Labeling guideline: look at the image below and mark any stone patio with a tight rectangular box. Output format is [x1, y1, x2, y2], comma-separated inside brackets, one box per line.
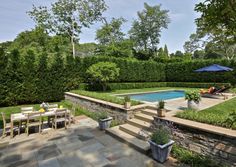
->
[0, 116, 176, 167]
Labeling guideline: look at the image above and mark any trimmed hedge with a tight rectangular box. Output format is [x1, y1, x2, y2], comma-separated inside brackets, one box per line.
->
[81, 56, 166, 82]
[165, 59, 236, 84]
[80, 82, 231, 91]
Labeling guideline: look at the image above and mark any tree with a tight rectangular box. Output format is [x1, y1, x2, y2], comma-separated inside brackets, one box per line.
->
[163, 44, 169, 58]
[195, 0, 236, 41]
[195, 0, 236, 58]
[86, 62, 120, 91]
[129, 3, 170, 55]
[28, 0, 107, 58]
[96, 17, 126, 45]
[183, 33, 205, 53]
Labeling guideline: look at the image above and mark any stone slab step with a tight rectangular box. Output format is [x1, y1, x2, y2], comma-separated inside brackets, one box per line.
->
[119, 124, 151, 140]
[127, 118, 152, 130]
[106, 126, 150, 154]
[141, 108, 157, 117]
[134, 113, 154, 123]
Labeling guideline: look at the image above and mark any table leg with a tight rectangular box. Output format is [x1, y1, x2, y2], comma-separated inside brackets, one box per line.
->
[10, 119, 13, 138]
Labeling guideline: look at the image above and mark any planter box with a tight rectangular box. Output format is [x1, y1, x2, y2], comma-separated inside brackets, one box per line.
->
[148, 140, 174, 163]
[98, 117, 112, 130]
[187, 100, 199, 110]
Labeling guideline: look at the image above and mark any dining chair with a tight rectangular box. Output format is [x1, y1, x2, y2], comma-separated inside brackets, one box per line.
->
[20, 107, 34, 132]
[48, 104, 58, 111]
[52, 109, 70, 129]
[1, 112, 19, 138]
[21, 107, 34, 113]
[26, 112, 42, 136]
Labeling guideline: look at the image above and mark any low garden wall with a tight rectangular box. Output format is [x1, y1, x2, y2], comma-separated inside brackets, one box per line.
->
[154, 117, 236, 166]
[65, 92, 147, 123]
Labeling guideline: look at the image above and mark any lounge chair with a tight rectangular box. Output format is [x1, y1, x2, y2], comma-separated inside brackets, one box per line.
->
[200, 86, 230, 99]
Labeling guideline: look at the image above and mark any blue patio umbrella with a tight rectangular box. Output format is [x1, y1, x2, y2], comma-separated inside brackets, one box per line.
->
[194, 64, 233, 72]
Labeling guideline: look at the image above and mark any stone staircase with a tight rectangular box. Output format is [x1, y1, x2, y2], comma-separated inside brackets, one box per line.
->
[106, 107, 157, 154]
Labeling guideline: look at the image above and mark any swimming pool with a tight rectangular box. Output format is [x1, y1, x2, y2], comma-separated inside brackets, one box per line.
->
[120, 90, 185, 102]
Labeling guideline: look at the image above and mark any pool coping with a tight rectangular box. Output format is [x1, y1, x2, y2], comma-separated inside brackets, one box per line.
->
[113, 89, 185, 104]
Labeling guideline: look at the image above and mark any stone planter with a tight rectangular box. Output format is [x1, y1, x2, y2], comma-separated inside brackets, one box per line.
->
[98, 117, 112, 130]
[157, 109, 166, 117]
[149, 140, 175, 163]
[187, 100, 199, 110]
[124, 102, 131, 109]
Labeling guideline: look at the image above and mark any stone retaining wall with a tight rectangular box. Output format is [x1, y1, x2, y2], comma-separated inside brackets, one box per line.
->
[65, 92, 146, 123]
[154, 117, 236, 166]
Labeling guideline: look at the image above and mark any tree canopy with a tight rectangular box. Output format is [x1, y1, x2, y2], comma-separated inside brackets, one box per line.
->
[129, 3, 170, 54]
[28, 0, 107, 57]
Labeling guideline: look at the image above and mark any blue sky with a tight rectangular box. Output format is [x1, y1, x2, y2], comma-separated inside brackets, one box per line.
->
[0, 0, 202, 53]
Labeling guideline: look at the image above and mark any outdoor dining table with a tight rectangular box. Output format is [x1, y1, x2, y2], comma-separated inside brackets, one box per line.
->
[10, 109, 71, 138]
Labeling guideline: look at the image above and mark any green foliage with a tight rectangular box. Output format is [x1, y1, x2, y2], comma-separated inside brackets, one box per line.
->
[151, 126, 170, 145]
[124, 96, 131, 102]
[95, 111, 108, 120]
[165, 59, 236, 84]
[96, 17, 126, 45]
[223, 111, 236, 129]
[28, 0, 107, 57]
[86, 62, 120, 91]
[185, 91, 201, 103]
[172, 144, 223, 167]
[71, 89, 140, 106]
[129, 3, 170, 54]
[176, 97, 236, 129]
[158, 100, 165, 109]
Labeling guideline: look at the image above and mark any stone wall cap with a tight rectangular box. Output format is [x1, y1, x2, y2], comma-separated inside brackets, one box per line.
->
[154, 116, 236, 139]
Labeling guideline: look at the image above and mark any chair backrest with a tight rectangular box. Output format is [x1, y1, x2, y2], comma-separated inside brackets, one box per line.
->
[21, 107, 34, 113]
[48, 104, 58, 111]
[54, 109, 67, 119]
[1, 112, 6, 128]
[27, 112, 42, 123]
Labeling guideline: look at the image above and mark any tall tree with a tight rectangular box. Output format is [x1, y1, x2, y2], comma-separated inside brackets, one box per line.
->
[96, 17, 126, 45]
[28, 0, 107, 58]
[163, 44, 169, 58]
[129, 3, 170, 54]
[195, 0, 236, 58]
[183, 33, 205, 53]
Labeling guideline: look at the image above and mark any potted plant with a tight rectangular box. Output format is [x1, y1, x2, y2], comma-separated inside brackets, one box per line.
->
[185, 91, 201, 110]
[148, 126, 174, 163]
[157, 100, 166, 117]
[96, 111, 112, 130]
[124, 96, 131, 109]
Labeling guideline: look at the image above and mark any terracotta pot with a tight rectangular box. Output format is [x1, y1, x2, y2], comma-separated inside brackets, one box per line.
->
[124, 102, 131, 109]
[157, 109, 166, 117]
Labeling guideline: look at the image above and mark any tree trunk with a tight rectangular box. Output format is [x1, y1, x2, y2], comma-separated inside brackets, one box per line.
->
[71, 35, 75, 58]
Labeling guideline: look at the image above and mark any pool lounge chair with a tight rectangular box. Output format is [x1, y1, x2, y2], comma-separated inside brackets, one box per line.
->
[200, 86, 230, 99]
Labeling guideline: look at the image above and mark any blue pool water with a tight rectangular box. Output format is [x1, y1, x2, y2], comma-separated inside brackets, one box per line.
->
[124, 90, 185, 102]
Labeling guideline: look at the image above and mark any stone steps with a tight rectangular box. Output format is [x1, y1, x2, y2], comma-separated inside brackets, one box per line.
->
[106, 126, 150, 154]
[134, 113, 154, 123]
[127, 118, 152, 130]
[141, 108, 157, 117]
[119, 124, 151, 140]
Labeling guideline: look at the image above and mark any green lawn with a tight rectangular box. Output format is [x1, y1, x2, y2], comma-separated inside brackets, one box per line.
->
[176, 97, 236, 129]
[71, 87, 198, 106]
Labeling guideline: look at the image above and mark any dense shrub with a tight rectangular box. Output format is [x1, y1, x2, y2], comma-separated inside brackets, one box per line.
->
[82, 56, 166, 82]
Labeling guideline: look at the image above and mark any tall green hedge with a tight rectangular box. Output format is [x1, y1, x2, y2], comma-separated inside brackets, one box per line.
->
[0, 49, 235, 107]
[82, 56, 166, 82]
[165, 60, 236, 84]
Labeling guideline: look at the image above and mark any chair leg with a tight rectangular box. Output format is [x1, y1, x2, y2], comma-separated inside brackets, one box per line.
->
[1, 128, 5, 138]
[39, 125, 41, 134]
[18, 121, 21, 136]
